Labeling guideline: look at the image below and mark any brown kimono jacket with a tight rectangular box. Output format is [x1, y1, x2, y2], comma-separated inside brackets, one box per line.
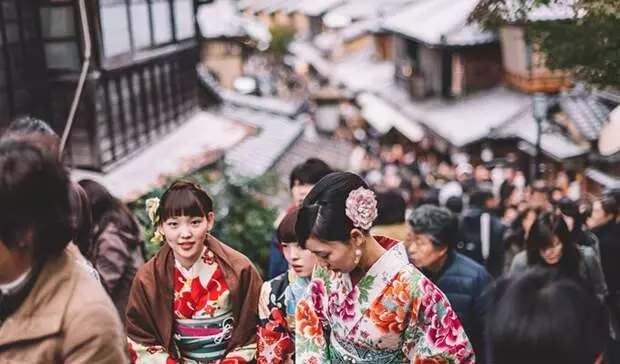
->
[125, 235, 263, 362]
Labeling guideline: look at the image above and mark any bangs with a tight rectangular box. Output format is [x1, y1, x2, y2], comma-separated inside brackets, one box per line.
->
[159, 188, 209, 221]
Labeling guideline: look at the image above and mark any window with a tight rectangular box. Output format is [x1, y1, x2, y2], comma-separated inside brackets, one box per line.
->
[174, 0, 195, 40]
[100, 0, 132, 57]
[99, 0, 195, 60]
[39, 4, 80, 70]
[130, 0, 152, 49]
[152, 0, 173, 44]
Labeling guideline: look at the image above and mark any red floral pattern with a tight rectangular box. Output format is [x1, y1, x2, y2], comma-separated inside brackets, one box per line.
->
[174, 262, 228, 319]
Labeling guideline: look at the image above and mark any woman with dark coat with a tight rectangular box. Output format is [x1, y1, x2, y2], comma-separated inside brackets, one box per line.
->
[510, 212, 608, 302]
[79, 179, 144, 321]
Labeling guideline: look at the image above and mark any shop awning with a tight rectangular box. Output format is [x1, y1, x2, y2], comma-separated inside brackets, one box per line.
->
[357, 92, 424, 142]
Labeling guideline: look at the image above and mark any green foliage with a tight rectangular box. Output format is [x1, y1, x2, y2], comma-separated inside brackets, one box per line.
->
[270, 25, 296, 59]
[472, 0, 620, 87]
[130, 160, 280, 276]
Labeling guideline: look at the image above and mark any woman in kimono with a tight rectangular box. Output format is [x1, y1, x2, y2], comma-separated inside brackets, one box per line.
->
[294, 172, 475, 364]
[256, 208, 315, 363]
[125, 180, 262, 363]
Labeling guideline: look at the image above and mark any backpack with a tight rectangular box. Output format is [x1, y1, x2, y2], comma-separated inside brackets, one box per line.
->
[456, 213, 491, 265]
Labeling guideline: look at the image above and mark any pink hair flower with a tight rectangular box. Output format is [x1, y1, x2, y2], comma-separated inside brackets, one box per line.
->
[345, 187, 378, 230]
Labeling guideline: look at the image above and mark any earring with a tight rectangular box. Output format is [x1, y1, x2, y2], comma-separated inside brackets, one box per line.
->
[354, 249, 362, 264]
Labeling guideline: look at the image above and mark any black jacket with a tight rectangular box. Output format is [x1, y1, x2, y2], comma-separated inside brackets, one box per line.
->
[423, 251, 493, 363]
[457, 207, 505, 278]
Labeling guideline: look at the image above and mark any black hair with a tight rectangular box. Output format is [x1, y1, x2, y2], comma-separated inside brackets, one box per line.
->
[549, 186, 563, 202]
[375, 190, 406, 225]
[407, 205, 457, 250]
[289, 158, 333, 190]
[296, 172, 371, 248]
[158, 179, 214, 222]
[69, 183, 93, 259]
[0, 139, 72, 260]
[79, 179, 141, 250]
[488, 268, 607, 364]
[445, 195, 463, 215]
[599, 195, 618, 219]
[526, 212, 580, 275]
[5, 116, 57, 137]
[277, 208, 299, 244]
[506, 207, 538, 251]
[469, 186, 494, 208]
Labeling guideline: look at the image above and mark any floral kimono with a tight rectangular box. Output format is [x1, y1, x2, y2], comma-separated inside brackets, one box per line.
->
[256, 270, 309, 364]
[126, 236, 262, 364]
[295, 243, 475, 364]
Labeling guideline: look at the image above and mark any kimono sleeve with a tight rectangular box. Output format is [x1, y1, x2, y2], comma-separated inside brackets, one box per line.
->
[295, 276, 330, 364]
[223, 261, 263, 363]
[127, 337, 178, 364]
[403, 277, 475, 364]
[256, 282, 294, 364]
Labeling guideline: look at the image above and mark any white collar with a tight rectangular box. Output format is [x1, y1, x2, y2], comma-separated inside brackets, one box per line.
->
[0, 268, 32, 296]
[175, 247, 207, 278]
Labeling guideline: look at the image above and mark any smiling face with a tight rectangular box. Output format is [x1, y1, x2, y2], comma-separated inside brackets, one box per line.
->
[281, 241, 317, 278]
[160, 212, 214, 268]
[305, 236, 357, 273]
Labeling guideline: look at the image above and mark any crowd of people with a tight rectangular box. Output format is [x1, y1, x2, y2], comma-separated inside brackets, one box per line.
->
[0, 115, 618, 364]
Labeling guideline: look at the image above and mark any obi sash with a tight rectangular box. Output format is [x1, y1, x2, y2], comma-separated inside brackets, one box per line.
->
[328, 332, 406, 364]
[174, 311, 235, 362]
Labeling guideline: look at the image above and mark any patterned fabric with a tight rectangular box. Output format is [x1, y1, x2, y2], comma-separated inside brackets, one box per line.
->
[256, 270, 311, 364]
[295, 243, 475, 364]
[128, 248, 255, 364]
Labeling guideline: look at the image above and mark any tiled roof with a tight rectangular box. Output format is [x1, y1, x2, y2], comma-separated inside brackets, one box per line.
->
[357, 92, 425, 142]
[71, 112, 250, 202]
[493, 110, 590, 161]
[288, 40, 332, 77]
[420, 87, 531, 147]
[221, 90, 306, 117]
[221, 106, 304, 178]
[382, 0, 496, 46]
[330, 53, 395, 93]
[197, 0, 270, 43]
[297, 0, 345, 16]
[559, 90, 610, 141]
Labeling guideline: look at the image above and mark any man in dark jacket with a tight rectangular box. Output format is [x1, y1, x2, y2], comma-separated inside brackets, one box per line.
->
[458, 186, 505, 277]
[404, 205, 493, 363]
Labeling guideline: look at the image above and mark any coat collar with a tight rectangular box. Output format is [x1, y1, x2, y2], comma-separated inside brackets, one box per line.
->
[0, 252, 76, 347]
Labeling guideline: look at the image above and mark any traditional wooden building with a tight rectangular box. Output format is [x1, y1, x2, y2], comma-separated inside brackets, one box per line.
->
[384, 0, 503, 100]
[0, 0, 199, 171]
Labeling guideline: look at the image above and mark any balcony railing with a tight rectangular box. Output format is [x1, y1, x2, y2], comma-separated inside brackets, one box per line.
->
[52, 44, 199, 171]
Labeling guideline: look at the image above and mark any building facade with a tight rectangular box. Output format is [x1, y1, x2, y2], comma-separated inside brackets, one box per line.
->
[0, 0, 199, 171]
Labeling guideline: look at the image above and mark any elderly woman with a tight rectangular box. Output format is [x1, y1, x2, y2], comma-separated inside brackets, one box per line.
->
[404, 205, 493, 363]
[0, 138, 126, 363]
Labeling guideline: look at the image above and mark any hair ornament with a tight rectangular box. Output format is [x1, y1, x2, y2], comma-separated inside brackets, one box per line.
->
[145, 197, 164, 244]
[345, 187, 378, 230]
